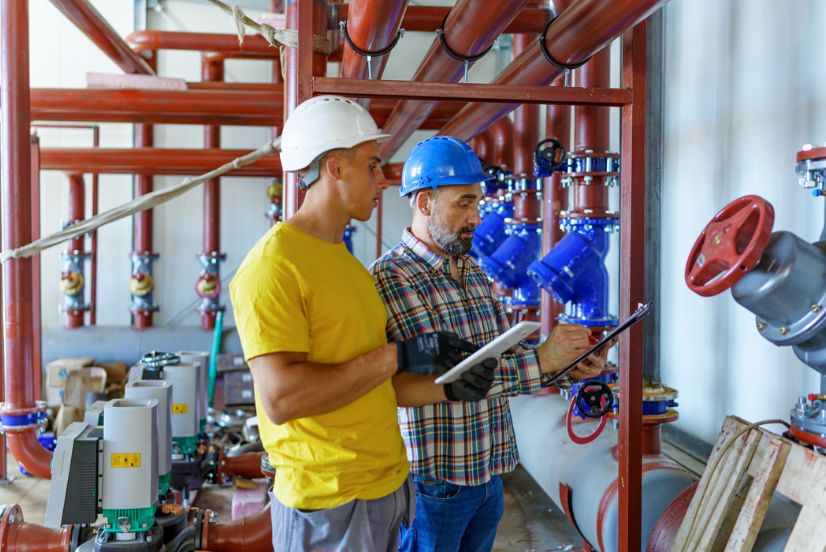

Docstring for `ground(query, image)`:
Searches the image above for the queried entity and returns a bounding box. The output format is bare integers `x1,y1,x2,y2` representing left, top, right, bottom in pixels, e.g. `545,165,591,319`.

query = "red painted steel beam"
376,0,535,160
1,0,52,480
49,0,154,74
618,24,647,552
314,77,632,106
28,88,462,129
127,31,277,59
337,5,551,34
437,0,668,143
341,0,409,81
39,148,280,177
283,0,326,217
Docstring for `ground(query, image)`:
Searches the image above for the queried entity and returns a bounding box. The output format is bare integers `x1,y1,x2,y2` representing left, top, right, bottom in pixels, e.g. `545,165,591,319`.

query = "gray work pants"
270,476,415,551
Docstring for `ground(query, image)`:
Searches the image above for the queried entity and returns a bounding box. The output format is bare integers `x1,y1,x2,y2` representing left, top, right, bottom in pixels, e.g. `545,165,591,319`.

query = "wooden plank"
775,445,826,504
783,462,826,552
724,437,790,551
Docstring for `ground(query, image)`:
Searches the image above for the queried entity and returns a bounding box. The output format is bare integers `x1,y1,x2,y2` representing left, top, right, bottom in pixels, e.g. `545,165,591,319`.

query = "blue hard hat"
400,136,495,197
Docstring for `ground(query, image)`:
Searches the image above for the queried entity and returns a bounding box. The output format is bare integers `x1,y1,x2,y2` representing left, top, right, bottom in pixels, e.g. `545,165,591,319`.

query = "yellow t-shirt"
229,222,409,510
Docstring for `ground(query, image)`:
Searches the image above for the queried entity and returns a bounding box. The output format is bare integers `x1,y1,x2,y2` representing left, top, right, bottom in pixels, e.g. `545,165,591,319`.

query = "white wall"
661,0,826,443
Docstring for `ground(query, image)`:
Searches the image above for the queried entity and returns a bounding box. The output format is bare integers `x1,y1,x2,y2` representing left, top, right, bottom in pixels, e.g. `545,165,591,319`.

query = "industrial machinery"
685,144,826,452
45,398,164,551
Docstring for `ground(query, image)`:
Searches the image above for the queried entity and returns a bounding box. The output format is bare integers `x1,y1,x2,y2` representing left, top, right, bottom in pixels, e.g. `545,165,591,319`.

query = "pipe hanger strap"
340,19,405,59
435,13,494,64
538,17,591,72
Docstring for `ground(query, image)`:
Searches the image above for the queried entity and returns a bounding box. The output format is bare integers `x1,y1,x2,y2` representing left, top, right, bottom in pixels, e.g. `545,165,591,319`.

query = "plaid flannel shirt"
370,228,543,486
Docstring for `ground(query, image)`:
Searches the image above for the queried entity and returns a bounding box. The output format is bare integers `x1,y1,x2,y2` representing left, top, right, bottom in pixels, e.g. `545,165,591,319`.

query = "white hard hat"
280,95,390,172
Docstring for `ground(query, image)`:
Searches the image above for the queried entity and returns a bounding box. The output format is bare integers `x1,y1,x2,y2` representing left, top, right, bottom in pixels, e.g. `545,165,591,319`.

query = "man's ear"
416,190,432,217
322,152,343,180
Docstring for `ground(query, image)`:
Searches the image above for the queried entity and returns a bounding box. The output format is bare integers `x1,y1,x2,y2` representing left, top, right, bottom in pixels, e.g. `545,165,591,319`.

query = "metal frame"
293,1,648,547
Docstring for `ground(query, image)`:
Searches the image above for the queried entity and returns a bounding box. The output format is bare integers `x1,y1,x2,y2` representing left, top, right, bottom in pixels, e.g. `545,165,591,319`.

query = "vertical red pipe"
201,56,224,331
89,126,99,325
1,0,52,480
618,24,647,551
511,37,540,177
283,0,327,218
30,136,41,402
540,81,570,339
65,173,86,328
489,116,514,170
133,52,157,330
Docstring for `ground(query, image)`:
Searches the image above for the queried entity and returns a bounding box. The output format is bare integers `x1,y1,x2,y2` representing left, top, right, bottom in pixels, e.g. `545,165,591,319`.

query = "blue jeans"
399,474,504,552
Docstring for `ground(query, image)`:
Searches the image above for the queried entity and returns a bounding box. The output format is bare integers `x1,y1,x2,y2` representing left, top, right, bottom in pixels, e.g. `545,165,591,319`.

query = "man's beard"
428,211,475,257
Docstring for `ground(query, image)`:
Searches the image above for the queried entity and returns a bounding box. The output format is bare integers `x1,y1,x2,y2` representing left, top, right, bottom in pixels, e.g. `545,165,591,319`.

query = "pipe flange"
0,402,48,432
796,145,826,192
0,504,22,548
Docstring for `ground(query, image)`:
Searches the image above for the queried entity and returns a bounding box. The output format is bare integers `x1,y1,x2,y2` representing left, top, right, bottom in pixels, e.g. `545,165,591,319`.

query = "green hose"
208,310,224,407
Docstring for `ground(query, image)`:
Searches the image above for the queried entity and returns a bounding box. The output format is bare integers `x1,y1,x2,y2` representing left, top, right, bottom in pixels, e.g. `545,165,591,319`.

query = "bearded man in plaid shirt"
370,137,609,552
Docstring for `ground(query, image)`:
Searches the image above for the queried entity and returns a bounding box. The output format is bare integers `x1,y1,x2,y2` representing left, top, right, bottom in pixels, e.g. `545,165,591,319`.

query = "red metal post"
377,0,535,159
618,23,647,551
284,0,326,218
50,0,154,74
200,56,226,331
63,173,86,328
131,52,158,330
1,0,52,479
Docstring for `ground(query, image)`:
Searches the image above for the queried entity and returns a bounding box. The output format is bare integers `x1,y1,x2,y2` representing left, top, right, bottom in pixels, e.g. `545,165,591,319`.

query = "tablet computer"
434,321,541,384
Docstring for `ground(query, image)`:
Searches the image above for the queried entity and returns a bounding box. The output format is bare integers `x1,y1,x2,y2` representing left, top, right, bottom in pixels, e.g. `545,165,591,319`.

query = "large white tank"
510,393,696,552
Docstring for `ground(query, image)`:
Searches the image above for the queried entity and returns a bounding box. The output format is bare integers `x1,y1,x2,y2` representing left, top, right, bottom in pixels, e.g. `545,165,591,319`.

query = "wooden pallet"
671,415,826,552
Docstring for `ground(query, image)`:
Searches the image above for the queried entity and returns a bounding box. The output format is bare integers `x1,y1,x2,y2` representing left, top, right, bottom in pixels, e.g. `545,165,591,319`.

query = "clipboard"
541,302,653,387
433,321,541,384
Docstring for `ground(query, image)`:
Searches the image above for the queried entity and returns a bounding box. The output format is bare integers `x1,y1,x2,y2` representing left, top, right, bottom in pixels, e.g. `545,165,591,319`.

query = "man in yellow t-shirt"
230,96,496,551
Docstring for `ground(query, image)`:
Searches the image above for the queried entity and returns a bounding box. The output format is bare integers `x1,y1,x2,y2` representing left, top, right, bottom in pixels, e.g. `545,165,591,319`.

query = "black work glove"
396,332,477,375
444,358,498,402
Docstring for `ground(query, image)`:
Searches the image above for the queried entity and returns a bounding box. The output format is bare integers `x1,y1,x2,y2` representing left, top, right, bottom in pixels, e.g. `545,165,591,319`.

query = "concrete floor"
0,454,582,551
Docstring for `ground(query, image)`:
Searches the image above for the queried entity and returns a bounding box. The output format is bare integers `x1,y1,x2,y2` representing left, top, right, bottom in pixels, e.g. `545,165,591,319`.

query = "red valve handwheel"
685,195,774,297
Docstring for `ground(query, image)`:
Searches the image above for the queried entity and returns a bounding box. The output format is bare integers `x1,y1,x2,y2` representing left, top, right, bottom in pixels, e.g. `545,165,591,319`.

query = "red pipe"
1,0,52,480
65,173,86,329
39,148,280,176
201,507,272,552
133,52,157,330
201,56,224,331
128,31,277,59
489,116,513,170
30,136,41,401
219,451,265,481
28,88,462,128
469,128,493,166
363,5,550,34
646,482,698,552
511,36,540,177
283,0,327,218
90,127,98,326
0,504,73,552
340,0,409,81
378,0,534,160
436,0,667,142
541,78,570,339
50,0,154,74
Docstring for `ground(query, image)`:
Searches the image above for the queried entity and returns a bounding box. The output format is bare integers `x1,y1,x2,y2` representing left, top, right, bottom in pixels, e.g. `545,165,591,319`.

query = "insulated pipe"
64,173,86,328
1,0,52,480
39,148,280,176
436,0,668,142
340,0,408,82
378,0,535,160
49,0,154,74
201,56,225,331
27,88,462,128
200,507,272,552
128,31,277,59
0,504,73,552
132,52,157,330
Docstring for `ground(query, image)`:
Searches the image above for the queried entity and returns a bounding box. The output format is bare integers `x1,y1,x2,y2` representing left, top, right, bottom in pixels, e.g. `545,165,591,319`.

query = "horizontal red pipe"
203,508,271,552
51,0,154,74
40,148,280,176
28,89,462,128
438,0,667,141
0,504,72,552
127,31,277,58
220,451,264,480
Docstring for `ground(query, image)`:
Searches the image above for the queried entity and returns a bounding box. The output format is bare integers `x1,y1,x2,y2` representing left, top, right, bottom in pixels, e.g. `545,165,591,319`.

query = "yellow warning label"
172,403,189,414
111,453,141,468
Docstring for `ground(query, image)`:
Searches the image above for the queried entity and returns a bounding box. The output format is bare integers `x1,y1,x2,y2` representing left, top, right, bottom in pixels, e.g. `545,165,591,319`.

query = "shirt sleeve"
370,261,440,342
229,256,310,361
485,288,544,398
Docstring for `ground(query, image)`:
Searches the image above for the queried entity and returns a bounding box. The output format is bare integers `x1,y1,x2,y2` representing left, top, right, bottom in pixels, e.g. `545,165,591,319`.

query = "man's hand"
536,324,592,374
569,336,617,379
444,358,497,401
396,332,477,375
